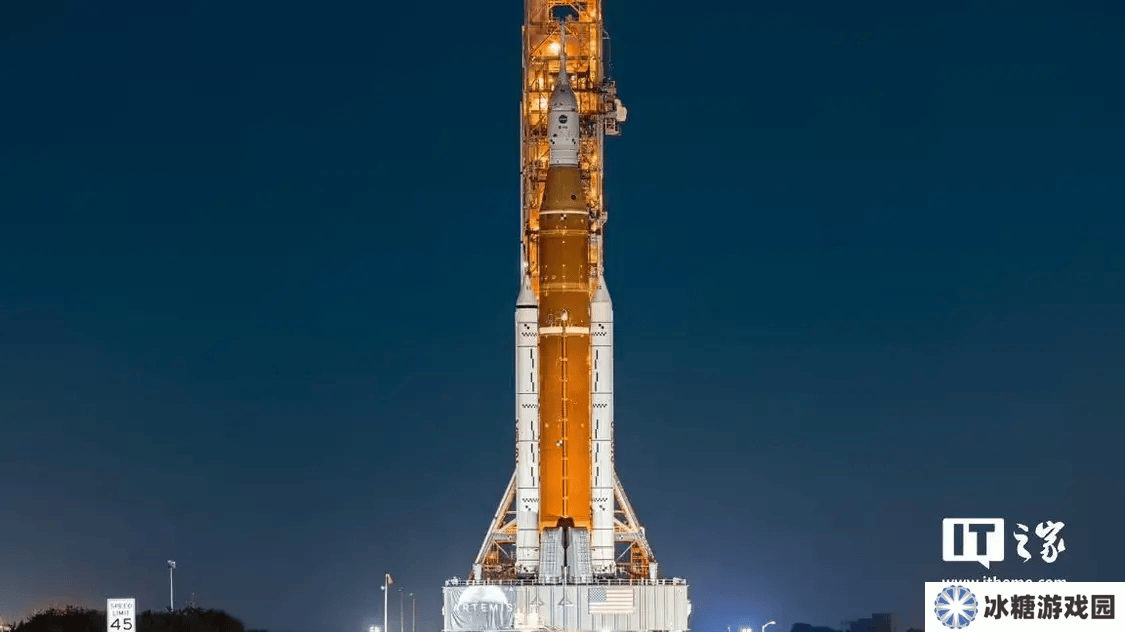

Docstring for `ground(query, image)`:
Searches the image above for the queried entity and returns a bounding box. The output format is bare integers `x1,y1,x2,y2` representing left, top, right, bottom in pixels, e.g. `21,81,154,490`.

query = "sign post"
107,599,136,632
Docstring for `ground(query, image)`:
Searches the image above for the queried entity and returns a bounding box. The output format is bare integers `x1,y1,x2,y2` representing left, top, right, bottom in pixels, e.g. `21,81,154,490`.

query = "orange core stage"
537,165,592,529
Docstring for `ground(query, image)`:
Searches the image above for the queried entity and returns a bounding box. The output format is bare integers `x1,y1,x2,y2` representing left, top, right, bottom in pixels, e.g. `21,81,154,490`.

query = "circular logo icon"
935,585,978,629
558,114,568,124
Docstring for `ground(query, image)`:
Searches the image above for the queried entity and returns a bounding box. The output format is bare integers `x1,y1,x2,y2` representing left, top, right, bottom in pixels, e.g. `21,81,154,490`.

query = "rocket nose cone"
516,275,538,307
592,276,612,305
548,84,578,113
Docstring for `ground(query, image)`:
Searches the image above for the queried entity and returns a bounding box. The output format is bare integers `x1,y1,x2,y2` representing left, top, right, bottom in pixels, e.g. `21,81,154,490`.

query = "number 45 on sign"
107,599,135,632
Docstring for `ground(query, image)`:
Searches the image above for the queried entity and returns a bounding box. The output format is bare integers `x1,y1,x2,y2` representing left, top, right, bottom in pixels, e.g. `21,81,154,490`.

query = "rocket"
513,21,617,582
453,5,678,609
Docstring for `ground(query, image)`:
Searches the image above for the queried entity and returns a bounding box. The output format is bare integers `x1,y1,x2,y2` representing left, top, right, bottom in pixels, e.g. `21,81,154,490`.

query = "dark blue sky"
2,0,1123,631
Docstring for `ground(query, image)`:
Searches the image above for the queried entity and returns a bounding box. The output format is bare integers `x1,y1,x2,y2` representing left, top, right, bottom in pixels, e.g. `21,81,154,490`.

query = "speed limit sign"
107,599,135,632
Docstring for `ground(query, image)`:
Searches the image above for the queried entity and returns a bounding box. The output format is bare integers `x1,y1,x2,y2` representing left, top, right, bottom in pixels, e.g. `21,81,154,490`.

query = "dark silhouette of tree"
13,608,245,632
10,607,103,632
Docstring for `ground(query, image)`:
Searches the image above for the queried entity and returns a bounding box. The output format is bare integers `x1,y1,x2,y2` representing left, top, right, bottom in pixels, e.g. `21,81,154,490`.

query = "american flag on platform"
588,587,634,614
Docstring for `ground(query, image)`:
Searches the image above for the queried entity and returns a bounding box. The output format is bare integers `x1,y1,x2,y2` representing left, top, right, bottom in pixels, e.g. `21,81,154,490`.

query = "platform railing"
443,577,687,587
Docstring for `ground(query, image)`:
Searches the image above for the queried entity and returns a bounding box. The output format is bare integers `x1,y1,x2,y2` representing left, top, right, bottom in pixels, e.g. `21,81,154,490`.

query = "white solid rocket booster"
590,272,616,575
515,272,541,574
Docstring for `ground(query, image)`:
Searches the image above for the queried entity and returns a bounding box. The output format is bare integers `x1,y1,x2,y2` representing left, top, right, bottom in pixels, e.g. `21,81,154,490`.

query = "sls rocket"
513,23,616,582
451,12,687,624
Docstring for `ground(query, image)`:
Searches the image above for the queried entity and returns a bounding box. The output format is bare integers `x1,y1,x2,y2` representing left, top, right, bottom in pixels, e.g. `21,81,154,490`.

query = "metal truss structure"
520,0,627,292
472,472,658,581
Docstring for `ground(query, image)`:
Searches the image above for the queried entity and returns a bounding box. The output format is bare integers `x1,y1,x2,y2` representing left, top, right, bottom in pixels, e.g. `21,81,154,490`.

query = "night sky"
2,1,1123,631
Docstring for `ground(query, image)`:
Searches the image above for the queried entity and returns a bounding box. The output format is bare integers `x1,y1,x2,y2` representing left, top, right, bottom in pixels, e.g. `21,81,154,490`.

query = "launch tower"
441,2,691,632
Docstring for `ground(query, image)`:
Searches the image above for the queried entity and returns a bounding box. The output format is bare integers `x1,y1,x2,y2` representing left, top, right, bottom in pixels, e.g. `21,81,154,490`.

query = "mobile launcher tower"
441,3,691,632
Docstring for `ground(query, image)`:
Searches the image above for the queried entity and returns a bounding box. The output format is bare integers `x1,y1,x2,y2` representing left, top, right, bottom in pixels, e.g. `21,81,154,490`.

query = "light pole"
410,593,415,632
763,622,776,632
399,589,404,632
167,561,176,611
382,574,392,632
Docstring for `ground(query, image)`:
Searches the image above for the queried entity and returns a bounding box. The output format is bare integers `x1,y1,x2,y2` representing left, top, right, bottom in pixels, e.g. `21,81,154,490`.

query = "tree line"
10,606,256,632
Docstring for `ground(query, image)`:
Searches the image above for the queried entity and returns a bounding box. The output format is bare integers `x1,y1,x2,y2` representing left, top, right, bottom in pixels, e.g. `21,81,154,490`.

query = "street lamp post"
382,574,392,632
399,589,404,632
762,622,776,632
167,561,177,612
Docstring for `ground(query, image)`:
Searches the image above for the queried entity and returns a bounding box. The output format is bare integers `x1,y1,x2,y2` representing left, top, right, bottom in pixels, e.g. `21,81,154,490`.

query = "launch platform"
443,579,690,632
